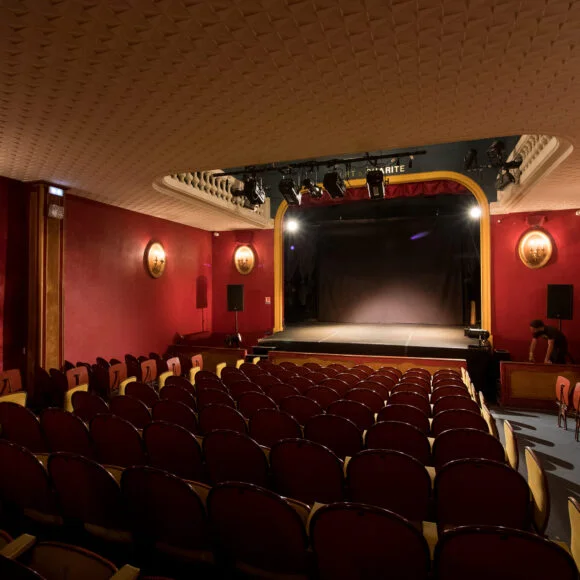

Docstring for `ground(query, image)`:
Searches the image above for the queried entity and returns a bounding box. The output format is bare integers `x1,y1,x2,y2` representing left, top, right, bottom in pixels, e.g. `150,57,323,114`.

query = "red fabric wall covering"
211,229,275,336
492,209,580,362
64,196,213,363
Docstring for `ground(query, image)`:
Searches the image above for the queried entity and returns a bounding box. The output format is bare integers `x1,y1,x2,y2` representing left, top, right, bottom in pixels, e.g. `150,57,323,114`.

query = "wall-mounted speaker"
227,284,244,312
547,284,573,320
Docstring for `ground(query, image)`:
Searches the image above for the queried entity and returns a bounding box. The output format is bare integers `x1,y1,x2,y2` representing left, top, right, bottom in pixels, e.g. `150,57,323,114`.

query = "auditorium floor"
492,406,580,544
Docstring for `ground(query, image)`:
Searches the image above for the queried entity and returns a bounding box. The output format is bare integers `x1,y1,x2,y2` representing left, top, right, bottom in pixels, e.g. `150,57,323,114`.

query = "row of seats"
555,375,580,441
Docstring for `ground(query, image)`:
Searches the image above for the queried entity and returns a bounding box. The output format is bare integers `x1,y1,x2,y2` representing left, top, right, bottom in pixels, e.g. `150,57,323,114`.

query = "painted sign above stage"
382,164,406,175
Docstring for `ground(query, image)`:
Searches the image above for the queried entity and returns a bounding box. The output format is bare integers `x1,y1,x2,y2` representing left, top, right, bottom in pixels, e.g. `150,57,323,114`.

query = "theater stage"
258,322,480,359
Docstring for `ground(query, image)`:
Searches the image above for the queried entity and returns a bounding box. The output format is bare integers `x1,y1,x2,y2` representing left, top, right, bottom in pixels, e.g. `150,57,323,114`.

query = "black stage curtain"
317,216,470,325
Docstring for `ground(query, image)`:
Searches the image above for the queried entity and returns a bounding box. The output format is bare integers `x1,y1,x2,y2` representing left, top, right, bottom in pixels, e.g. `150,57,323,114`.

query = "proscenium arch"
274,170,491,335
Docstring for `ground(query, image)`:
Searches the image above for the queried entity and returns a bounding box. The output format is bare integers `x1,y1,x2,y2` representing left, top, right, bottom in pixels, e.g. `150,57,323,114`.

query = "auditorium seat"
568,497,580,571
332,373,359,387
344,388,384,413
283,376,313,395
431,409,488,437
432,428,506,471
293,366,314,378
433,526,578,580
503,420,519,470
318,378,350,397
0,441,62,525
279,361,297,369
525,447,551,534
303,362,322,371
122,381,158,409
164,375,195,393
227,380,264,402
377,404,430,435
48,453,130,542
391,383,429,399
194,370,221,385
251,374,282,392
90,414,147,468
434,458,530,531
203,430,269,487
433,395,480,415
366,421,431,465
352,364,374,376
407,367,431,378
432,377,465,389
327,363,347,373
374,366,401,379
207,482,310,578
159,384,197,412
71,391,110,423
310,503,430,580
388,391,431,416
140,359,157,385
307,371,329,384
249,409,302,448
237,391,277,419
152,400,199,433
40,409,95,458
364,374,397,390
280,395,323,425
240,362,265,376
198,403,247,435
221,368,247,386
305,385,341,409
556,375,573,429
109,396,151,429
270,439,344,504
346,450,431,522
269,368,297,383
0,402,47,453
401,376,431,391
354,380,390,401
196,387,235,410
431,386,470,404
327,399,374,430
267,383,300,403
304,414,363,459
433,369,461,380
320,367,340,378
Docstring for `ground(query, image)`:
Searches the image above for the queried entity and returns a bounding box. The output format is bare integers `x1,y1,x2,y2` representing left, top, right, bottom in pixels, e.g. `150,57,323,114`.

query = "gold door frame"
274,171,491,334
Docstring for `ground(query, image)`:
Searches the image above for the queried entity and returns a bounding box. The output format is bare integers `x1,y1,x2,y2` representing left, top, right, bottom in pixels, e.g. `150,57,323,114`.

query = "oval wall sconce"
518,229,553,269
145,241,166,278
234,244,256,275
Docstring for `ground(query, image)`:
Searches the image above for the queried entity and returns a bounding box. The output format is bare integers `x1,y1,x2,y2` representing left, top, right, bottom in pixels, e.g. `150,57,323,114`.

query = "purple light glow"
410,231,430,241
290,245,295,251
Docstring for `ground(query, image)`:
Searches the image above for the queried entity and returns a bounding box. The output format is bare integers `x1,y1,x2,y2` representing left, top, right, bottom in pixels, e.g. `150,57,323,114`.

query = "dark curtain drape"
317,215,469,325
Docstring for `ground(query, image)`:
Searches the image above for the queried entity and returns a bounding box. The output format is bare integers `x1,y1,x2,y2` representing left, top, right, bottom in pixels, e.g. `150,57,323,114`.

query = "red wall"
212,229,275,337
65,196,213,363
492,209,580,362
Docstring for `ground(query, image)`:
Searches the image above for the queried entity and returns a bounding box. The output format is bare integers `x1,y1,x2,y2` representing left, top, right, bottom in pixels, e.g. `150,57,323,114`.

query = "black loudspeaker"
547,284,573,320
227,284,244,312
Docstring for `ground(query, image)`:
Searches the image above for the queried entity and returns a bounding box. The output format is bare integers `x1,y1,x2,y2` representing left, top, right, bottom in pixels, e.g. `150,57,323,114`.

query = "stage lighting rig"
278,176,301,206
323,171,347,199
463,140,523,191
301,178,323,199
464,327,491,348
366,168,386,199
240,176,266,205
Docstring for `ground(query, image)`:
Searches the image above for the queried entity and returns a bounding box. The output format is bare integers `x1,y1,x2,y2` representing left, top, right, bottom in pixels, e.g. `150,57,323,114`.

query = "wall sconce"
234,245,256,275
518,229,553,269
145,241,166,278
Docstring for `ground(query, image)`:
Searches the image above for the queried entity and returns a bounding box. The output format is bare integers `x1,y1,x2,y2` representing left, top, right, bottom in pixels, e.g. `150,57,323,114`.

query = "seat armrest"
0,534,36,559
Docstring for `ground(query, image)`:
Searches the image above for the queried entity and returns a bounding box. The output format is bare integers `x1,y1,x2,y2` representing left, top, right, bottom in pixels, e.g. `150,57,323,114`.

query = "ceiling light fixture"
366,169,386,199
301,178,323,199
242,177,266,205
278,176,301,206
322,171,346,199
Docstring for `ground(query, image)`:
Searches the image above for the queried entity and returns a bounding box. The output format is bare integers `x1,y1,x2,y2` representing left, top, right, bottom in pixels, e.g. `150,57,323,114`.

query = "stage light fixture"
301,178,323,199
279,176,301,206
464,327,491,347
486,140,506,168
366,169,385,199
463,148,478,170
322,171,346,199
495,170,516,191
469,206,482,219
242,177,266,205
286,219,299,233
408,155,414,169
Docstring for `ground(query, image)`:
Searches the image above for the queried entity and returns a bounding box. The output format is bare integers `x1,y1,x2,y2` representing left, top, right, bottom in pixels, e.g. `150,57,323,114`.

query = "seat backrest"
431,409,488,437
90,414,147,467
503,420,519,470
310,503,430,580
270,439,344,504
66,366,89,390
151,399,199,433
434,394,479,414
327,399,374,430
164,375,194,392
366,421,431,465
109,395,151,429
568,496,580,572
433,526,578,580
266,383,300,403
332,373,359,388
207,482,309,576
304,414,362,459
305,386,341,409
344,388,384,413
556,375,571,404
318,378,350,397
279,395,323,425
197,387,235,410
199,403,247,435
140,359,157,383
388,391,430,416
364,374,397,391
0,402,47,453
327,363,347,373
251,374,283,391
354,380,390,401
431,386,469,403
121,466,207,550
108,363,127,394
249,408,302,448
165,356,181,377
124,381,159,408
347,449,431,522
573,382,580,412
377,404,430,435
203,430,269,487
306,371,328,384
303,362,322,371
525,447,550,534
435,458,531,530
237,392,277,419
40,408,94,458
143,421,203,481
432,428,506,471
227,380,263,402
71,391,109,423
159,384,197,412
391,383,429,399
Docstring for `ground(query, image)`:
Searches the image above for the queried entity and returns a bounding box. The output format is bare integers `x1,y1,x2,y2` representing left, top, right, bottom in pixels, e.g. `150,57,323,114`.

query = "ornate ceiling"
1,0,579,228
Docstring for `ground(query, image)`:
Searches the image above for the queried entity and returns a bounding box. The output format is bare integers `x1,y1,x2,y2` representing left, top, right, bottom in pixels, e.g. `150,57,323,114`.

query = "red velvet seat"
194,370,222,385
303,362,322,371
220,367,246,385
344,388,384,413
375,366,401,379
240,362,265,377
433,395,480,415
347,449,430,522
327,399,374,430
164,375,195,394
333,373,359,387
311,503,430,580
124,381,159,408
40,408,94,458
237,391,277,419
160,385,197,412
305,385,341,409
270,439,344,504
391,382,430,398
327,363,347,373
352,364,374,376
284,376,314,395
269,368,297,383
90,414,147,467
304,414,363,459
366,421,431,465
307,371,330,384
365,373,397,391
227,380,263,402
251,374,282,392
406,367,431,378
432,428,507,471
267,383,300,404
109,395,151,429
207,482,310,577
249,408,302,448
197,387,235,410
319,367,339,378
203,430,269,487
257,360,277,372
199,403,247,435
354,380,390,400
433,369,461,380
432,377,465,389
279,361,297,369
431,386,470,403
143,421,204,481
318,378,350,397
280,395,323,425
377,404,430,435
389,391,431,416
293,366,313,378
71,391,109,423
431,409,488,437
435,458,530,531
0,402,47,453
433,526,578,580
152,400,199,433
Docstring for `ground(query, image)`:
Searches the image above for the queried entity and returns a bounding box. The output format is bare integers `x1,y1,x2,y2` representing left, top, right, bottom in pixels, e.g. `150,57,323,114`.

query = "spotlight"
279,176,301,206
486,140,506,168
495,170,515,191
464,327,491,347
286,219,299,233
408,155,414,169
469,206,482,219
366,169,385,199
301,178,323,199
463,148,478,170
243,177,266,205
323,171,346,199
